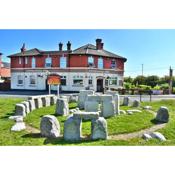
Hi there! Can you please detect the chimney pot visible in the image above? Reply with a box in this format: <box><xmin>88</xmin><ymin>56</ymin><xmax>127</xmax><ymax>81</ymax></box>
<box><xmin>67</xmin><ymin>41</ymin><xmax>71</xmax><ymax>51</ymax></box>
<box><xmin>96</xmin><ymin>38</ymin><xmax>103</xmax><ymax>50</ymax></box>
<box><xmin>21</xmin><ymin>43</ymin><xmax>26</xmax><ymax>52</ymax></box>
<box><xmin>59</xmin><ymin>42</ymin><xmax>63</xmax><ymax>51</ymax></box>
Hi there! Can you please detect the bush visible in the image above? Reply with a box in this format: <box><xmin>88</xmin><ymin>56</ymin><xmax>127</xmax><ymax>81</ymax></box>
<box><xmin>138</xmin><ymin>85</ymin><xmax>152</xmax><ymax>90</ymax></box>
<box><xmin>152</xmin><ymin>85</ymin><xmax>161</xmax><ymax>90</ymax></box>
<box><xmin>160</xmin><ymin>83</ymin><xmax>169</xmax><ymax>90</ymax></box>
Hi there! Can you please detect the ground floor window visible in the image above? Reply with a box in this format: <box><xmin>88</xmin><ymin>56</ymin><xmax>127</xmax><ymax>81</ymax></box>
<box><xmin>88</xmin><ymin>76</ymin><xmax>93</xmax><ymax>86</ymax></box>
<box><xmin>61</xmin><ymin>76</ymin><xmax>66</xmax><ymax>86</ymax></box>
<box><xmin>73</xmin><ymin>75</ymin><xmax>83</xmax><ymax>86</ymax></box>
<box><xmin>17</xmin><ymin>75</ymin><xmax>23</xmax><ymax>85</ymax></box>
<box><xmin>105</xmin><ymin>77</ymin><xmax>118</xmax><ymax>86</ymax></box>
<box><xmin>30</xmin><ymin>75</ymin><xmax>36</xmax><ymax>85</ymax></box>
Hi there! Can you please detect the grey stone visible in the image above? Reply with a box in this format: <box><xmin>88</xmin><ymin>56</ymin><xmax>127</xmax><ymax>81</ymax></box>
<box><xmin>86</xmin><ymin>95</ymin><xmax>101</xmax><ymax>102</ymax></box>
<box><xmin>123</xmin><ymin>96</ymin><xmax>130</xmax><ymax>106</ymax></box>
<box><xmin>69</xmin><ymin>95</ymin><xmax>78</xmax><ymax>102</ymax></box>
<box><xmin>142</xmin><ymin>133</ymin><xmax>152</xmax><ymax>140</ymax></box>
<box><xmin>11</xmin><ymin>122</ymin><xmax>26</xmax><ymax>131</ymax></box>
<box><xmin>113</xmin><ymin>94</ymin><xmax>120</xmax><ymax>115</ymax></box>
<box><xmin>50</xmin><ymin>96</ymin><xmax>57</xmax><ymax>105</ymax></box>
<box><xmin>143</xmin><ymin>106</ymin><xmax>152</xmax><ymax>110</ymax></box>
<box><xmin>40</xmin><ymin>115</ymin><xmax>60</xmax><ymax>138</ymax></box>
<box><xmin>55</xmin><ymin>98</ymin><xmax>69</xmax><ymax>116</ymax></box>
<box><xmin>64</xmin><ymin>116</ymin><xmax>82</xmax><ymax>141</ymax></box>
<box><xmin>9</xmin><ymin>115</ymin><xmax>23</xmax><ymax>120</ymax></box>
<box><xmin>132</xmin><ymin>100</ymin><xmax>140</xmax><ymax>107</ymax></box>
<box><xmin>28</xmin><ymin>99</ymin><xmax>36</xmax><ymax>111</ymax></box>
<box><xmin>73</xmin><ymin>111</ymin><xmax>99</xmax><ymax>121</ymax></box>
<box><xmin>127</xmin><ymin>109</ymin><xmax>142</xmax><ymax>113</ymax></box>
<box><xmin>35</xmin><ymin>98</ymin><xmax>43</xmax><ymax>109</ymax></box>
<box><xmin>21</xmin><ymin>101</ymin><xmax>30</xmax><ymax>113</ymax></box>
<box><xmin>101</xmin><ymin>101</ymin><xmax>116</xmax><ymax>118</ymax></box>
<box><xmin>91</xmin><ymin>117</ymin><xmax>108</xmax><ymax>140</ymax></box>
<box><xmin>100</xmin><ymin>95</ymin><xmax>113</xmax><ymax>102</ymax></box>
<box><xmin>150</xmin><ymin>132</ymin><xmax>166</xmax><ymax>141</ymax></box>
<box><xmin>155</xmin><ymin>106</ymin><xmax>169</xmax><ymax>123</ymax></box>
<box><xmin>78</xmin><ymin>90</ymin><xmax>94</xmax><ymax>109</ymax></box>
<box><xmin>85</xmin><ymin>101</ymin><xmax>99</xmax><ymax>112</ymax></box>
<box><xmin>15</xmin><ymin>103</ymin><xmax>26</xmax><ymax>117</ymax></box>
<box><xmin>119</xmin><ymin>110</ymin><xmax>126</xmax><ymax>115</ymax></box>
<box><xmin>127</xmin><ymin>111</ymin><xmax>133</xmax><ymax>115</ymax></box>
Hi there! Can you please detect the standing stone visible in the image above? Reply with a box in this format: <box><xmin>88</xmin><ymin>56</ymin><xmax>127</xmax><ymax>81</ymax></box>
<box><xmin>91</xmin><ymin>117</ymin><xmax>108</xmax><ymax>140</ymax></box>
<box><xmin>21</xmin><ymin>101</ymin><xmax>30</xmax><ymax>113</ymax></box>
<box><xmin>78</xmin><ymin>90</ymin><xmax>94</xmax><ymax>109</ymax></box>
<box><xmin>55</xmin><ymin>98</ymin><xmax>69</xmax><ymax>116</ymax></box>
<box><xmin>155</xmin><ymin>106</ymin><xmax>169</xmax><ymax>123</ymax></box>
<box><xmin>50</xmin><ymin>96</ymin><xmax>57</xmax><ymax>105</ymax></box>
<box><xmin>11</xmin><ymin>122</ymin><xmax>26</xmax><ymax>131</ymax></box>
<box><xmin>64</xmin><ymin>116</ymin><xmax>82</xmax><ymax>141</ymax></box>
<box><xmin>40</xmin><ymin>115</ymin><xmax>60</xmax><ymax>138</ymax></box>
<box><xmin>123</xmin><ymin>96</ymin><xmax>130</xmax><ymax>106</ymax></box>
<box><xmin>84</xmin><ymin>101</ymin><xmax>99</xmax><ymax>112</ymax></box>
<box><xmin>35</xmin><ymin>98</ymin><xmax>43</xmax><ymax>108</ymax></box>
<box><xmin>101</xmin><ymin>101</ymin><xmax>116</xmax><ymax>118</ymax></box>
<box><xmin>15</xmin><ymin>103</ymin><xmax>26</xmax><ymax>117</ymax></box>
<box><xmin>132</xmin><ymin>100</ymin><xmax>140</xmax><ymax>107</ymax></box>
<box><xmin>113</xmin><ymin>94</ymin><xmax>120</xmax><ymax>115</ymax></box>
<box><xmin>28</xmin><ymin>99</ymin><xmax>36</xmax><ymax>111</ymax></box>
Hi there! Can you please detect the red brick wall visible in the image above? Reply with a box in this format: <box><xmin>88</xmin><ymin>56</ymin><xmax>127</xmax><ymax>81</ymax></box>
<box><xmin>69</xmin><ymin>55</ymin><xmax>88</xmax><ymax>67</ymax></box>
<box><xmin>0</xmin><ymin>68</ymin><xmax>10</xmax><ymax>77</ymax></box>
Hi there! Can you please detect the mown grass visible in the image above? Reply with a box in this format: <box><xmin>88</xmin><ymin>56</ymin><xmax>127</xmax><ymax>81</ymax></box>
<box><xmin>1</xmin><ymin>98</ymin><xmax>175</xmax><ymax>145</ymax></box>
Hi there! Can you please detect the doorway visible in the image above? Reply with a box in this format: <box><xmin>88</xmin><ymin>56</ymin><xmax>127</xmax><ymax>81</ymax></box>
<box><xmin>97</xmin><ymin>79</ymin><xmax>103</xmax><ymax>92</ymax></box>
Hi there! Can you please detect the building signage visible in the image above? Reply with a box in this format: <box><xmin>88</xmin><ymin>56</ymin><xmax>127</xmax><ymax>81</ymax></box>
<box><xmin>47</xmin><ymin>75</ymin><xmax>61</xmax><ymax>85</ymax></box>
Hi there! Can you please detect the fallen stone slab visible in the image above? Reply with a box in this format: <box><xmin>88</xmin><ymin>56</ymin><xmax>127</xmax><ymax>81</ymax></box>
<box><xmin>126</xmin><ymin>109</ymin><xmax>142</xmax><ymax>113</ymax></box>
<box><xmin>155</xmin><ymin>106</ymin><xmax>169</xmax><ymax>123</ymax></box>
<box><xmin>127</xmin><ymin>111</ymin><xmax>133</xmax><ymax>115</ymax></box>
<box><xmin>91</xmin><ymin>117</ymin><xmax>108</xmax><ymax>140</ymax></box>
<box><xmin>15</xmin><ymin>103</ymin><xmax>26</xmax><ymax>117</ymax></box>
<box><xmin>119</xmin><ymin>110</ymin><xmax>126</xmax><ymax>115</ymax></box>
<box><xmin>11</xmin><ymin>122</ymin><xmax>26</xmax><ymax>131</ymax></box>
<box><xmin>9</xmin><ymin>115</ymin><xmax>23</xmax><ymax>121</ymax></box>
<box><xmin>142</xmin><ymin>133</ymin><xmax>152</xmax><ymax>140</ymax></box>
<box><xmin>64</xmin><ymin>116</ymin><xmax>82</xmax><ymax>141</ymax></box>
<box><xmin>40</xmin><ymin>115</ymin><xmax>60</xmax><ymax>138</ymax></box>
<box><xmin>150</xmin><ymin>132</ymin><xmax>166</xmax><ymax>141</ymax></box>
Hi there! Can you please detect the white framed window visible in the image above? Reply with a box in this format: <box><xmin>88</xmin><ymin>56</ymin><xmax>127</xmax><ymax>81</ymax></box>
<box><xmin>88</xmin><ymin>56</ymin><xmax>94</xmax><ymax>67</ymax></box>
<box><xmin>45</xmin><ymin>56</ymin><xmax>52</xmax><ymax>68</ymax></box>
<box><xmin>60</xmin><ymin>76</ymin><xmax>66</xmax><ymax>86</ymax></box>
<box><xmin>60</xmin><ymin>57</ymin><xmax>67</xmax><ymax>68</ymax></box>
<box><xmin>19</xmin><ymin>57</ymin><xmax>22</xmax><ymax>64</ymax></box>
<box><xmin>73</xmin><ymin>75</ymin><xmax>83</xmax><ymax>86</ymax></box>
<box><xmin>109</xmin><ymin>77</ymin><xmax>118</xmax><ymax>85</ymax></box>
<box><xmin>17</xmin><ymin>75</ymin><xmax>23</xmax><ymax>85</ymax></box>
<box><xmin>32</xmin><ymin>57</ymin><xmax>36</xmax><ymax>68</ymax></box>
<box><xmin>98</xmin><ymin>57</ymin><xmax>103</xmax><ymax>69</ymax></box>
<box><xmin>29</xmin><ymin>75</ymin><xmax>36</xmax><ymax>85</ymax></box>
<box><xmin>25</xmin><ymin>57</ymin><xmax>28</xmax><ymax>64</ymax></box>
<box><xmin>111</xmin><ymin>59</ymin><xmax>116</xmax><ymax>69</ymax></box>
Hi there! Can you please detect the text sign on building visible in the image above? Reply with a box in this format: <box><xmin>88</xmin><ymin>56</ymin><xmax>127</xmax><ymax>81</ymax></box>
<box><xmin>47</xmin><ymin>75</ymin><xmax>61</xmax><ymax>85</ymax></box>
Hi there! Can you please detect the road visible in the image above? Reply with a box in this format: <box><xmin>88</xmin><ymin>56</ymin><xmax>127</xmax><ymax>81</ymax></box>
<box><xmin>0</xmin><ymin>90</ymin><xmax>175</xmax><ymax>102</ymax></box>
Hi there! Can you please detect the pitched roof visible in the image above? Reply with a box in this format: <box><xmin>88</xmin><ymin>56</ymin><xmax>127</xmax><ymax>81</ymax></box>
<box><xmin>71</xmin><ymin>44</ymin><xmax>127</xmax><ymax>62</ymax></box>
<box><xmin>8</xmin><ymin>48</ymin><xmax>69</xmax><ymax>57</ymax></box>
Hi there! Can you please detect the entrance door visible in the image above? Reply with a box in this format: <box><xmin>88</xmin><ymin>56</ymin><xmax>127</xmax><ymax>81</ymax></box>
<box><xmin>97</xmin><ymin>79</ymin><xmax>103</xmax><ymax>92</ymax></box>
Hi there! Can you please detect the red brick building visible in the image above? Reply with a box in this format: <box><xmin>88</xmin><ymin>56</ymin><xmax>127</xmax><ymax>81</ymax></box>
<box><xmin>0</xmin><ymin>53</ymin><xmax>11</xmax><ymax>81</ymax></box>
<box><xmin>8</xmin><ymin>39</ymin><xmax>127</xmax><ymax>92</ymax></box>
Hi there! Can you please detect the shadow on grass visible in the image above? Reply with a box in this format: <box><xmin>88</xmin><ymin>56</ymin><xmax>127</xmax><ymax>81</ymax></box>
<box><xmin>151</xmin><ymin>118</ymin><xmax>166</xmax><ymax>124</ymax></box>
<box><xmin>22</xmin><ymin>133</ymin><xmax>42</xmax><ymax>138</ymax></box>
<box><xmin>43</xmin><ymin>136</ymin><xmax>99</xmax><ymax>145</ymax></box>
<box><xmin>1</xmin><ymin>111</ymin><xmax>15</xmax><ymax>119</ymax></box>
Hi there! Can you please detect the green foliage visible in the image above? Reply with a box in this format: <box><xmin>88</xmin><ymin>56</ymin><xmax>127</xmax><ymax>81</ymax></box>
<box><xmin>152</xmin><ymin>85</ymin><xmax>161</xmax><ymax>90</ymax></box>
<box><xmin>138</xmin><ymin>84</ymin><xmax>151</xmax><ymax>90</ymax></box>
<box><xmin>145</xmin><ymin>75</ymin><xmax>159</xmax><ymax>87</ymax></box>
<box><xmin>160</xmin><ymin>83</ymin><xmax>169</xmax><ymax>90</ymax></box>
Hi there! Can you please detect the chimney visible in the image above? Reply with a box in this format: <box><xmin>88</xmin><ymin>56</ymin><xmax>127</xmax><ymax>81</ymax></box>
<box><xmin>67</xmin><ymin>41</ymin><xmax>71</xmax><ymax>51</ymax></box>
<box><xmin>96</xmin><ymin>38</ymin><xmax>103</xmax><ymax>50</ymax></box>
<box><xmin>59</xmin><ymin>42</ymin><xmax>63</xmax><ymax>51</ymax></box>
<box><xmin>21</xmin><ymin>43</ymin><xmax>26</xmax><ymax>52</ymax></box>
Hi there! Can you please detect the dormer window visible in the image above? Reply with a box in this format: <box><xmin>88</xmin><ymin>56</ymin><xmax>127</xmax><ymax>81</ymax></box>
<box><xmin>88</xmin><ymin>56</ymin><xmax>94</xmax><ymax>67</ymax></box>
<box><xmin>111</xmin><ymin>59</ymin><xmax>116</xmax><ymax>69</ymax></box>
<box><xmin>45</xmin><ymin>56</ymin><xmax>52</xmax><ymax>68</ymax></box>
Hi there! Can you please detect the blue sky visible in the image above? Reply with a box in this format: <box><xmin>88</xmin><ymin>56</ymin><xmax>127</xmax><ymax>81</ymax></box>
<box><xmin>0</xmin><ymin>29</ymin><xmax>175</xmax><ymax>77</ymax></box>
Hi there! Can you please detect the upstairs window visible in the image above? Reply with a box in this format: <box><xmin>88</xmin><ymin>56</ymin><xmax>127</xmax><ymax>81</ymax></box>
<box><xmin>17</xmin><ymin>75</ymin><xmax>23</xmax><ymax>85</ymax></box>
<box><xmin>60</xmin><ymin>57</ymin><xmax>67</xmax><ymax>68</ymax></box>
<box><xmin>25</xmin><ymin>57</ymin><xmax>28</xmax><ymax>64</ymax></box>
<box><xmin>32</xmin><ymin>57</ymin><xmax>36</xmax><ymax>68</ymax></box>
<box><xmin>19</xmin><ymin>57</ymin><xmax>22</xmax><ymax>64</ymax></box>
<box><xmin>98</xmin><ymin>57</ymin><xmax>103</xmax><ymax>69</ymax></box>
<box><xmin>45</xmin><ymin>56</ymin><xmax>52</xmax><ymax>68</ymax></box>
<box><xmin>88</xmin><ymin>56</ymin><xmax>94</xmax><ymax>67</ymax></box>
<box><xmin>111</xmin><ymin>59</ymin><xmax>116</xmax><ymax>69</ymax></box>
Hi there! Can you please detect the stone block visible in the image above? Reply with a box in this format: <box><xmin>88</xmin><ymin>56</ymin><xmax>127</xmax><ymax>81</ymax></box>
<box><xmin>15</xmin><ymin>103</ymin><xmax>26</xmax><ymax>117</ymax></box>
<box><xmin>50</xmin><ymin>96</ymin><xmax>58</xmax><ymax>105</ymax></box>
<box><xmin>101</xmin><ymin>101</ymin><xmax>116</xmax><ymax>118</ymax></box>
<box><xmin>55</xmin><ymin>98</ymin><xmax>69</xmax><ymax>116</ymax></box>
<box><xmin>155</xmin><ymin>106</ymin><xmax>169</xmax><ymax>123</ymax></box>
<box><xmin>64</xmin><ymin>116</ymin><xmax>82</xmax><ymax>141</ymax></box>
<box><xmin>100</xmin><ymin>95</ymin><xmax>113</xmax><ymax>102</ymax></box>
<box><xmin>123</xmin><ymin>96</ymin><xmax>130</xmax><ymax>106</ymax></box>
<box><xmin>40</xmin><ymin>115</ymin><xmax>60</xmax><ymax>138</ymax></box>
<box><xmin>35</xmin><ymin>98</ymin><xmax>43</xmax><ymax>109</ymax></box>
<box><xmin>11</xmin><ymin>122</ymin><xmax>26</xmax><ymax>131</ymax></box>
<box><xmin>86</xmin><ymin>95</ymin><xmax>101</xmax><ymax>102</ymax></box>
<box><xmin>73</xmin><ymin>111</ymin><xmax>99</xmax><ymax>121</ymax></box>
<box><xmin>132</xmin><ymin>100</ymin><xmax>140</xmax><ymax>107</ymax></box>
<box><xmin>91</xmin><ymin>117</ymin><xmax>108</xmax><ymax>140</ymax></box>
<box><xmin>28</xmin><ymin>99</ymin><xmax>36</xmax><ymax>111</ymax></box>
<box><xmin>21</xmin><ymin>101</ymin><xmax>30</xmax><ymax>113</ymax></box>
<box><xmin>84</xmin><ymin>101</ymin><xmax>99</xmax><ymax>112</ymax></box>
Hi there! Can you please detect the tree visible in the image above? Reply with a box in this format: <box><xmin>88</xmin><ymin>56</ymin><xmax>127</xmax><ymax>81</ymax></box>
<box><xmin>124</xmin><ymin>76</ymin><xmax>133</xmax><ymax>84</ymax></box>
<box><xmin>145</xmin><ymin>75</ymin><xmax>159</xmax><ymax>87</ymax></box>
<box><xmin>133</xmin><ymin>76</ymin><xmax>146</xmax><ymax>86</ymax></box>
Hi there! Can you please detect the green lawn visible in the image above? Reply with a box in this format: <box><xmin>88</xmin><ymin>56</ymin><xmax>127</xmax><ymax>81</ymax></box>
<box><xmin>0</xmin><ymin>98</ymin><xmax>175</xmax><ymax>145</ymax></box>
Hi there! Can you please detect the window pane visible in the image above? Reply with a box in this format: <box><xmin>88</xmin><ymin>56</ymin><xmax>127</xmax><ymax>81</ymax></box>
<box><xmin>98</xmin><ymin>58</ymin><xmax>103</xmax><ymax>69</ymax></box>
<box><xmin>111</xmin><ymin>60</ymin><xmax>116</xmax><ymax>68</ymax></box>
<box><xmin>32</xmin><ymin>57</ymin><xmax>36</xmax><ymax>68</ymax></box>
<box><xmin>18</xmin><ymin>75</ymin><xmax>23</xmax><ymax>84</ymax></box>
<box><xmin>45</xmin><ymin>57</ymin><xmax>52</xmax><ymax>67</ymax></box>
<box><xmin>30</xmin><ymin>75</ymin><xmax>36</xmax><ymax>85</ymax></box>
<box><xmin>61</xmin><ymin>79</ymin><xmax>66</xmax><ymax>86</ymax></box>
<box><xmin>88</xmin><ymin>56</ymin><xmax>94</xmax><ymax>67</ymax></box>
<box><xmin>73</xmin><ymin>79</ymin><xmax>83</xmax><ymax>86</ymax></box>
<box><xmin>60</xmin><ymin>57</ymin><xmax>67</xmax><ymax>68</ymax></box>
